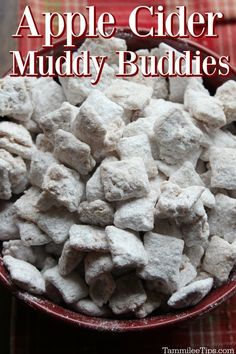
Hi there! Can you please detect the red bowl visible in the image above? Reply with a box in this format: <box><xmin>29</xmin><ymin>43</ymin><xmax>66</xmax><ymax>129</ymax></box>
<box><xmin>1</xmin><ymin>29</ymin><xmax>236</xmax><ymax>332</ymax></box>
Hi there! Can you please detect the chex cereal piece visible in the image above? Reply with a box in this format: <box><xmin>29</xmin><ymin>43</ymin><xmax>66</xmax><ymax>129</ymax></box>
<box><xmin>127</xmin><ymin>62</ymin><xmax>168</xmax><ymax>100</ymax></box>
<box><xmin>208</xmin><ymin>194</ymin><xmax>236</xmax><ymax>243</ymax></box>
<box><xmin>43</xmin><ymin>266</ymin><xmax>88</xmax><ymax>304</ymax></box>
<box><xmin>202</xmin><ymin>236</ymin><xmax>236</xmax><ymax>285</ymax></box>
<box><xmin>0</xmin><ymin>76</ymin><xmax>33</xmax><ymax>122</ymax></box>
<box><xmin>0</xmin><ymin>202</ymin><xmax>19</xmax><ymax>241</ymax></box>
<box><xmin>78</xmin><ymin>37</ymin><xmax>127</xmax><ymax>65</ymax></box>
<box><xmin>54</xmin><ymin>129</ymin><xmax>96</xmax><ymax>175</ymax></box>
<box><xmin>86</xmin><ymin>165</ymin><xmax>105</xmax><ymax>202</ymax></box>
<box><xmin>169</xmin><ymin>161</ymin><xmax>204</xmax><ymax>188</ymax></box>
<box><xmin>78</xmin><ymin>200</ymin><xmax>114</xmax><ymax>227</ymax></box>
<box><xmin>200</xmin><ymin>189</ymin><xmax>216</xmax><ymax>209</ymax></box>
<box><xmin>202</xmin><ymin>129</ymin><xmax>236</xmax><ymax>162</ymax></box>
<box><xmin>109</xmin><ymin>273</ymin><xmax>147</xmax><ymax>315</ymax></box>
<box><xmin>105</xmin><ymin>79</ymin><xmax>153</xmax><ymax>111</ymax></box>
<box><xmin>59</xmin><ymin>62</ymin><xmax>115</xmax><ymax>105</ymax></box>
<box><xmin>114</xmin><ymin>176</ymin><xmax>162</xmax><ymax>232</ymax></box>
<box><xmin>0</xmin><ymin>149</ymin><xmax>28</xmax><ymax>196</ymax></box>
<box><xmin>73</xmin><ymin>298</ymin><xmax>112</xmax><ymax>317</ymax></box>
<box><xmin>58</xmin><ymin>240</ymin><xmax>84</xmax><ymax>276</ymax></box>
<box><xmin>2</xmin><ymin>240</ymin><xmax>36</xmax><ymax>264</ymax></box>
<box><xmin>135</xmin><ymin>291</ymin><xmax>162</xmax><ymax>318</ymax></box>
<box><xmin>101</xmin><ymin>158</ymin><xmax>150</xmax><ymax>202</ymax></box>
<box><xmin>185</xmin><ymin>245</ymin><xmax>204</xmax><ymax>268</ymax></box>
<box><xmin>0</xmin><ymin>161</ymin><xmax>11</xmax><ymax>201</ymax></box>
<box><xmin>70</xmin><ymin>225</ymin><xmax>109</xmax><ymax>252</ymax></box>
<box><xmin>167</xmin><ymin>278</ymin><xmax>213</xmax><ymax>309</ymax></box>
<box><xmin>122</xmin><ymin>116</ymin><xmax>158</xmax><ymax>158</ymax></box>
<box><xmin>140</xmin><ymin>98</ymin><xmax>184</xmax><ymax>119</ymax></box>
<box><xmin>42</xmin><ymin>163</ymin><xmax>84</xmax><ymax>212</ymax></box>
<box><xmin>37</xmin><ymin>207</ymin><xmax>76</xmax><ymax>244</ymax></box>
<box><xmin>138</xmin><ymin>232</ymin><xmax>184</xmax><ymax>293</ymax></box>
<box><xmin>156</xmin><ymin>182</ymin><xmax>204</xmax><ymax>219</ymax></box>
<box><xmin>14</xmin><ymin>187</ymin><xmax>41</xmax><ymax>223</ymax></box>
<box><xmin>181</xmin><ymin>220</ymin><xmax>209</xmax><ymax>248</ymax></box>
<box><xmin>179</xmin><ymin>199</ymin><xmax>209</xmax><ymax>247</ymax></box>
<box><xmin>215</xmin><ymin>80</ymin><xmax>236</xmax><ymax>123</ymax></box>
<box><xmin>84</xmin><ymin>252</ymin><xmax>114</xmax><ymax>285</ymax></box>
<box><xmin>184</xmin><ymin>81</ymin><xmax>226</xmax><ymax>128</ymax></box>
<box><xmin>8</xmin><ymin>156</ymin><xmax>28</xmax><ymax>194</ymax></box>
<box><xmin>72</xmin><ymin>90</ymin><xmax>124</xmax><ymax>160</ymax></box>
<box><xmin>38</xmin><ymin>102</ymin><xmax>78</xmax><ymax>139</ymax></box>
<box><xmin>85</xmin><ymin>156</ymin><xmax>117</xmax><ymax>202</ymax></box>
<box><xmin>0</xmin><ymin>121</ymin><xmax>35</xmax><ymax>159</ymax></box>
<box><xmin>36</xmin><ymin>134</ymin><xmax>54</xmax><ymax>153</ymax></box>
<box><xmin>16</xmin><ymin>219</ymin><xmax>50</xmax><ymax>246</ymax></box>
<box><xmin>89</xmin><ymin>273</ymin><xmax>116</xmax><ymax>307</ymax></box>
<box><xmin>3</xmin><ymin>255</ymin><xmax>46</xmax><ymax>295</ymax></box>
<box><xmin>117</xmin><ymin>134</ymin><xmax>158</xmax><ymax>178</ymax></box>
<box><xmin>159</xmin><ymin>42</ymin><xmax>197</xmax><ymax>103</ymax></box>
<box><xmin>178</xmin><ymin>255</ymin><xmax>197</xmax><ymax>289</ymax></box>
<box><xmin>168</xmin><ymin>161</ymin><xmax>215</xmax><ymax>209</ymax></box>
<box><xmin>149</xmin><ymin>77</ymin><xmax>169</xmax><ymax>100</ymax></box>
<box><xmin>0</xmin><ymin>159</ymin><xmax>11</xmax><ymax>199</ymax></box>
<box><xmin>29</xmin><ymin>150</ymin><xmax>57</xmax><ymax>188</ymax></box>
<box><xmin>29</xmin><ymin>77</ymin><xmax>66</xmax><ymax>124</ymax></box>
<box><xmin>105</xmin><ymin>226</ymin><xmax>148</xmax><ymax>269</ymax></box>
<box><xmin>155</xmin><ymin>160</ymin><xmax>184</xmax><ymax>178</ymax></box>
<box><xmin>209</xmin><ymin>147</ymin><xmax>236</xmax><ymax>190</ymax></box>
<box><xmin>153</xmin><ymin>109</ymin><xmax>205</xmax><ymax>165</ymax></box>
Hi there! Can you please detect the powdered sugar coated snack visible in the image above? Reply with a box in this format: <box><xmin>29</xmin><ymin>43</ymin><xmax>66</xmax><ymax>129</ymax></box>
<box><xmin>1</xmin><ymin>37</ymin><xmax>236</xmax><ymax>319</ymax></box>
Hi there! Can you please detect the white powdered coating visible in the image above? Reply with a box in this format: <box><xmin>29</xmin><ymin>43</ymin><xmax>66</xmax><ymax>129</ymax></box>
<box><xmin>138</xmin><ymin>232</ymin><xmax>184</xmax><ymax>293</ymax></box>
<box><xmin>1</xmin><ymin>39</ymin><xmax>236</xmax><ymax>320</ymax></box>
<box><xmin>101</xmin><ymin>158</ymin><xmax>150</xmax><ymax>201</ymax></box>
<box><xmin>58</xmin><ymin>240</ymin><xmax>84</xmax><ymax>276</ymax></box>
<box><xmin>84</xmin><ymin>252</ymin><xmax>114</xmax><ymax>285</ymax></box>
<box><xmin>109</xmin><ymin>273</ymin><xmax>147</xmax><ymax>315</ymax></box>
<box><xmin>105</xmin><ymin>226</ymin><xmax>148</xmax><ymax>268</ymax></box>
<box><xmin>105</xmin><ymin>79</ymin><xmax>153</xmax><ymax>111</ymax></box>
<box><xmin>54</xmin><ymin>129</ymin><xmax>96</xmax><ymax>175</ymax></box>
<box><xmin>168</xmin><ymin>278</ymin><xmax>213</xmax><ymax>309</ymax></box>
<box><xmin>43</xmin><ymin>266</ymin><xmax>88</xmax><ymax>304</ymax></box>
<box><xmin>3</xmin><ymin>255</ymin><xmax>45</xmax><ymax>295</ymax></box>
<box><xmin>42</xmin><ymin>163</ymin><xmax>84</xmax><ymax>212</ymax></box>
<box><xmin>16</xmin><ymin>219</ymin><xmax>50</xmax><ymax>246</ymax></box>
<box><xmin>0</xmin><ymin>76</ymin><xmax>33</xmax><ymax>122</ymax></box>
<box><xmin>202</xmin><ymin>236</ymin><xmax>236</xmax><ymax>285</ymax></box>
<box><xmin>70</xmin><ymin>225</ymin><xmax>109</xmax><ymax>252</ymax></box>
<box><xmin>0</xmin><ymin>202</ymin><xmax>19</xmax><ymax>241</ymax></box>
<box><xmin>73</xmin><ymin>298</ymin><xmax>112</xmax><ymax>317</ymax></box>
<box><xmin>0</xmin><ymin>121</ymin><xmax>35</xmax><ymax>159</ymax></box>
<box><xmin>37</xmin><ymin>207</ymin><xmax>76</xmax><ymax>244</ymax></box>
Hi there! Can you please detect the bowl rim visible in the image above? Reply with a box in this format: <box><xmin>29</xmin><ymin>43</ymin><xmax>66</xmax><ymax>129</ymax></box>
<box><xmin>1</xmin><ymin>29</ymin><xmax>236</xmax><ymax>332</ymax></box>
<box><xmin>1</xmin><ymin>257</ymin><xmax>236</xmax><ymax>332</ymax></box>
